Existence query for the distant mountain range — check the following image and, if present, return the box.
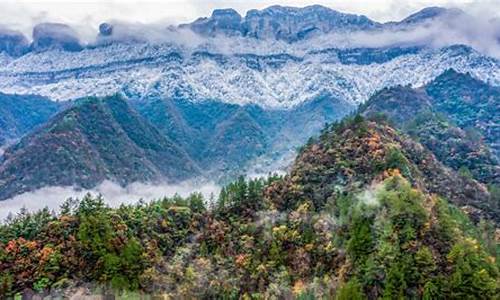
[0,5,473,55]
[135,93,354,176]
[0,5,498,200]
[0,96,199,199]
[0,69,497,201]
[1,44,496,107]
[0,5,498,106]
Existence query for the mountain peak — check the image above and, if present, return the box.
[98,22,113,36]
[180,4,382,41]
[0,95,200,200]
[32,22,82,52]
[211,8,241,19]
[189,8,244,36]
[288,116,498,222]
[359,85,433,125]
[399,6,464,25]
[249,4,339,16]
[0,27,29,57]
[434,68,472,81]
[360,70,500,185]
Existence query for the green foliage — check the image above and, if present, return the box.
[0,173,497,299]
[383,147,411,178]
[458,166,473,179]
[415,247,436,285]
[335,277,365,300]
[378,176,427,240]
[217,176,267,215]
[347,210,374,264]
[187,192,206,213]
[446,239,499,299]
[33,277,50,292]
[342,175,499,299]
[0,208,54,243]
[0,273,13,298]
[489,184,500,210]
[382,260,408,299]
[74,195,147,290]
[422,280,440,300]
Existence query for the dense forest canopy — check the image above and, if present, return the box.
[1,117,498,299]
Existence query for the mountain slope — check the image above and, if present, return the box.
[0,95,199,200]
[0,92,61,146]
[269,116,498,223]
[133,98,246,164]
[425,69,500,157]
[360,70,499,184]
[0,92,353,199]
[0,40,497,107]
[1,116,498,299]
[133,95,355,178]
[205,108,269,173]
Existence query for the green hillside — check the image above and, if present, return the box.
[1,117,497,299]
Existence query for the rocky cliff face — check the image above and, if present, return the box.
[0,6,497,107]
[31,23,83,52]
[0,28,29,57]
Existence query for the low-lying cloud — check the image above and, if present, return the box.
[0,180,221,221]
[305,13,500,59]
[1,1,499,59]
[95,7,500,59]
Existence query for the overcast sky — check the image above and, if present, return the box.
[1,0,498,36]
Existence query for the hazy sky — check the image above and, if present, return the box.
[1,0,497,36]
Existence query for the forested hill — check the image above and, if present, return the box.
[360,69,500,185]
[0,95,200,200]
[1,116,498,299]
[0,93,354,200]
[0,93,61,147]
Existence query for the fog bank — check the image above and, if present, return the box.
[0,180,220,221]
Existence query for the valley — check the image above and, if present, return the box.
[0,3,498,298]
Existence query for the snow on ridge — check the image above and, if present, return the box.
[0,43,498,108]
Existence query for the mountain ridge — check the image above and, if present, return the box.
[360,69,500,185]
[0,44,497,107]
[0,92,61,147]
[0,92,354,200]
[0,69,498,201]
[0,5,466,54]
[0,95,199,200]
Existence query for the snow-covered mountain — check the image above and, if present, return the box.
[0,5,498,108]
[0,44,498,108]
[0,4,499,199]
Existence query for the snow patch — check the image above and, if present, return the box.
[0,44,497,108]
